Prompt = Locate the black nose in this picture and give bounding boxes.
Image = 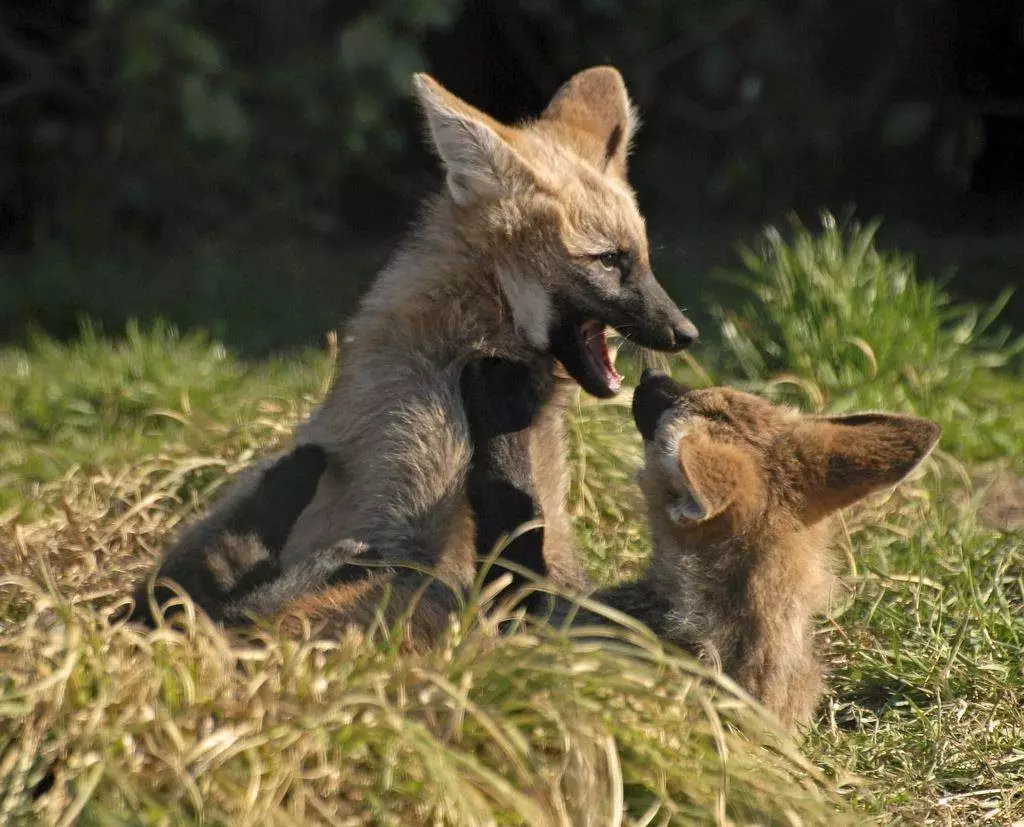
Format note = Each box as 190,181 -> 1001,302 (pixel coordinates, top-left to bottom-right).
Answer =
632,370 -> 688,440
672,318 -> 699,350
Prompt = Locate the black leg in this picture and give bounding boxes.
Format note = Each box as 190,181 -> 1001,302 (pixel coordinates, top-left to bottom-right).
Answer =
221,444 -> 328,551
460,357 -> 553,610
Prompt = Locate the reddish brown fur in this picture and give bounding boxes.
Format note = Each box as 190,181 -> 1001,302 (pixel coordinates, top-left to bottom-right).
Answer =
598,387 -> 941,729
282,575 -> 460,648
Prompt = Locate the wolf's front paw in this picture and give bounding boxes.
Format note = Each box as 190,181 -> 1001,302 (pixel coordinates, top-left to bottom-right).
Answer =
312,538 -> 370,570
282,539 -> 392,591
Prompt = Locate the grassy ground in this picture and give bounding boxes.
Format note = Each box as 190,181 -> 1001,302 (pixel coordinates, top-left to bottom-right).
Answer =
2,216 -> 1023,824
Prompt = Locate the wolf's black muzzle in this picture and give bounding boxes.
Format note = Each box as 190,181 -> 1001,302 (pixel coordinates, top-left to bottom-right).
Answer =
632,369 -> 688,441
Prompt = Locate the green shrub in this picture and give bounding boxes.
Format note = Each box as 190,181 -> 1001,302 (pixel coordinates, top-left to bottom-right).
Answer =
709,213 -> 1024,462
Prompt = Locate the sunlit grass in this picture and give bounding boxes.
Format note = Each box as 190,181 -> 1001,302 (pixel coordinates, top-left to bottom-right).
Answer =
2,217 -> 1022,823
1,368 -> 839,825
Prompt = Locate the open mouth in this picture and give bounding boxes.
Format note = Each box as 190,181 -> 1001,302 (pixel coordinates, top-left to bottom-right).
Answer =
578,320 -> 622,395
549,317 -> 623,398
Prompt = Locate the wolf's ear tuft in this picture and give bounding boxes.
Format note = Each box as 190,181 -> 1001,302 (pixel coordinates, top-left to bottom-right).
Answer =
671,437 -> 751,523
792,413 -> 941,523
541,66 -> 639,178
412,74 -> 534,204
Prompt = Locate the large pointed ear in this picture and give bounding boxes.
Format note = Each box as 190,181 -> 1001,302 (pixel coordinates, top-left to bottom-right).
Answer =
540,66 -> 639,178
412,74 -> 534,205
669,436 -> 752,523
792,413 -> 941,524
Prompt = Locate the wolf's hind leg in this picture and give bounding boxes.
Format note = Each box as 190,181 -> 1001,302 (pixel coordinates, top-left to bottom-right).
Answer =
221,539 -> 389,623
128,444 -> 328,625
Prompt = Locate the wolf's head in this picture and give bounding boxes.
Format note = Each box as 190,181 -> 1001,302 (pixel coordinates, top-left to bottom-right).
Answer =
631,370 -> 941,541
413,68 -> 697,398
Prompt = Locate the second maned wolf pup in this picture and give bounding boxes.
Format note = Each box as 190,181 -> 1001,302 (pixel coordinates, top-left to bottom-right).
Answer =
601,371 -> 940,727
131,66 -> 697,626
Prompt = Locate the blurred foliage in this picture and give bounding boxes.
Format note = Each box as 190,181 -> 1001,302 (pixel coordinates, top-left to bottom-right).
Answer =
506,0 -> 963,212
1,1 -> 1021,351
50,0 -> 462,241
2,0 -> 1020,249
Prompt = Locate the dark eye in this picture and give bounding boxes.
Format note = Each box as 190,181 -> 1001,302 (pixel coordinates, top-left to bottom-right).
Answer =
595,250 -> 628,275
704,409 -> 733,425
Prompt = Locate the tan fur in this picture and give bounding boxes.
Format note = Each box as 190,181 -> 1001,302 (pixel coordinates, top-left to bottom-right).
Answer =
204,533 -> 271,592
273,68 -> 650,623
600,387 -> 941,729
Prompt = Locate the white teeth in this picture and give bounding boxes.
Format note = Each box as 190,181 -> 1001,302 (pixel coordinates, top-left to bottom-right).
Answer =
577,321 -> 622,392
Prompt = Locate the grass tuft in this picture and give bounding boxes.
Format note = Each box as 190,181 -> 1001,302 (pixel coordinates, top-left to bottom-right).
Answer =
708,212 -> 1024,463
1,509 -> 840,825
0,320 -> 331,518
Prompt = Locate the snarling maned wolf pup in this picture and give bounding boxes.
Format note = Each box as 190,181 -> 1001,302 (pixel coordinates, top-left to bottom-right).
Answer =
582,370 -> 940,728
129,66 -> 697,626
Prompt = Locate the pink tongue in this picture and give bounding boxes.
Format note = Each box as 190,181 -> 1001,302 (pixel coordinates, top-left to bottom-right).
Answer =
583,322 -> 622,392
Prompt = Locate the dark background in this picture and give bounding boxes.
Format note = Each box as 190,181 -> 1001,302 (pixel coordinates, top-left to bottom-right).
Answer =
2,0 -> 1022,353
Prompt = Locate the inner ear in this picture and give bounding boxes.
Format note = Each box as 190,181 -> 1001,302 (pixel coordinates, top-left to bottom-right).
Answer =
673,436 -> 746,523
792,412 -> 941,523
538,66 -> 639,177
413,74 -> 535,204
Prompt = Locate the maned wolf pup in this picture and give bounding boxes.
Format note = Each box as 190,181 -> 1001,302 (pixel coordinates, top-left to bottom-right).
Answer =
464,366 -> 940,727
130,66 -> 697,625
591,370 -> 940,727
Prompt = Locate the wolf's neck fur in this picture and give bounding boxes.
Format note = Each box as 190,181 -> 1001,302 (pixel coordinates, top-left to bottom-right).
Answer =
648,522 -> 830,634
345,196 -> 533,366
300,194 -> 550,449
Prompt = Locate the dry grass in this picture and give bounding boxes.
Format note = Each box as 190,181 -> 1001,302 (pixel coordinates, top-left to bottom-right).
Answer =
1,378 -> 841,826
3,218 -> 1022,824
